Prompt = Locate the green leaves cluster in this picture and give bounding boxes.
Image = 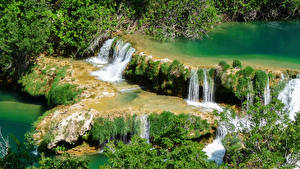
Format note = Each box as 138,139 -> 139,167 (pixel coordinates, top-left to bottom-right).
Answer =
0,0 -> 51,78
149,111 -> 211,147
125,55 -> 190,97
222,100 -> 300,168
214,0 -> 299,21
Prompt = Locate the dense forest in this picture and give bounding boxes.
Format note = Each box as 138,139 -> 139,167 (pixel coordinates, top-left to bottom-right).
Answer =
0,0 -> 299,168
0,0 -> 299,78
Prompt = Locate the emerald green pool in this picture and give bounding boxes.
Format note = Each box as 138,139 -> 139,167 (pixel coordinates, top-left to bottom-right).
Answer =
0,89 -> 46,143
129,21 -> 300,70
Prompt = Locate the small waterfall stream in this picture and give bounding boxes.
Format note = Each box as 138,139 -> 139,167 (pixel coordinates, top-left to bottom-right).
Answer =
87,38 -> 115,65
187,69 -> 199,102
246,81 -> 253,111
140,115 -> 150,143
186,69 -> 222,112
202,125 -> 227,165
264,75 -> 271,105
203,69 -> 214,102
90,39 -> 135,82
278,74 -> 300,121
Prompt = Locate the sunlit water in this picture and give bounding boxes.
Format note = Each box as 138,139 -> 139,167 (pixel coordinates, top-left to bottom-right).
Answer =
125,21 -> 300,70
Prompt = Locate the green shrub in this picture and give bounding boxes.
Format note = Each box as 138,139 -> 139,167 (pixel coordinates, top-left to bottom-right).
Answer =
47,83 -> 82,107
253,70 -> 268,94
149,111 -> 211,143
219,61 -> 230,71
232,60 -> 242,69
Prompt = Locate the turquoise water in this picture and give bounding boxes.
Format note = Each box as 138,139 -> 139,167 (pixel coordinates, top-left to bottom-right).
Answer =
86,153 -> 109,169
0,89 -> 46,143
131,21 -> 300,69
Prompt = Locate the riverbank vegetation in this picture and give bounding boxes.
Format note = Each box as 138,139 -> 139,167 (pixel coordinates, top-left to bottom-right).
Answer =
1,0 -> 298,78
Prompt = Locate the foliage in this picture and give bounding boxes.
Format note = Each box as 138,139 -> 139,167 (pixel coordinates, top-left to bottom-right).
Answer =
47,67 -> 82,107
49,0 -> 117,57
219,61 -> 231,71
0,0 -> 51,78
149,112 -> 211,145
102,113 -> 217,169
214,0 -> 299,21
90,116 -> 140,145
222,100 -> 300,168
0,136 -> 37,169
125,55 -> 190,97
35,153 -> 89,169
234,66 -> 255,100
232,60 -> 242,69
253,70 -> 268,94
142,0 -> 219,40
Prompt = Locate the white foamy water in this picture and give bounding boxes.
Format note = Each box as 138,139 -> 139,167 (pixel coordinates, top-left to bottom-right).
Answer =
90,40 -> 135,82
187,69 -> 199,102
140,115 -> 150,143
278,75 -> 300,121
264,75 -> 271,105
87,38 -> 115,65
203,69 -> 214,102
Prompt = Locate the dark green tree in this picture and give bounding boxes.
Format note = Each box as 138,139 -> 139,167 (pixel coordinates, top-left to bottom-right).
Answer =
0,0 -> 52,78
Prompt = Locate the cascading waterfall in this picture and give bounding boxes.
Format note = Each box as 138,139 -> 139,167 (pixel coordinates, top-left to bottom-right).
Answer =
278,74 -> 300,121
187,69 -> 199,102
246,81 -> 253,111
203,111 -> 252,165
87,38 -> 115,65
139,115 -> 150,143
90,40 -> 136,82
203,69 -> 214,102
186,69 -> 222,112
202,125 -> 227,165
264,75 -> 271,105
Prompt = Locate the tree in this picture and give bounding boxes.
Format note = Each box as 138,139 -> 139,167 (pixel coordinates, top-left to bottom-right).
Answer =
0,0 -> 52,78
222,100 -> 300,168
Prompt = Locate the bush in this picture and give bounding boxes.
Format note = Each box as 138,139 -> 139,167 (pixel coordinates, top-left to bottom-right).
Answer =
232,60 -> 242,69
253,70 -> 268,94
149,111 -> 211,144
218,61 -> 230,71
47,83 -> 82,107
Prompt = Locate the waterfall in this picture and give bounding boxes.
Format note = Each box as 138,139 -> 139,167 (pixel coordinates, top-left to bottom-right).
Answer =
87,38 -> 115,65
264,75 -> 271,105
32,146 -> 38,156
278,75 -> 300,121
246,81 -> 253,111
202,125 -> 227,165
203,110 -> 252,165
187,69 -> 199,102
203,69 -> 214,102
90,40 -> 135,82
140,115 -> 150,143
